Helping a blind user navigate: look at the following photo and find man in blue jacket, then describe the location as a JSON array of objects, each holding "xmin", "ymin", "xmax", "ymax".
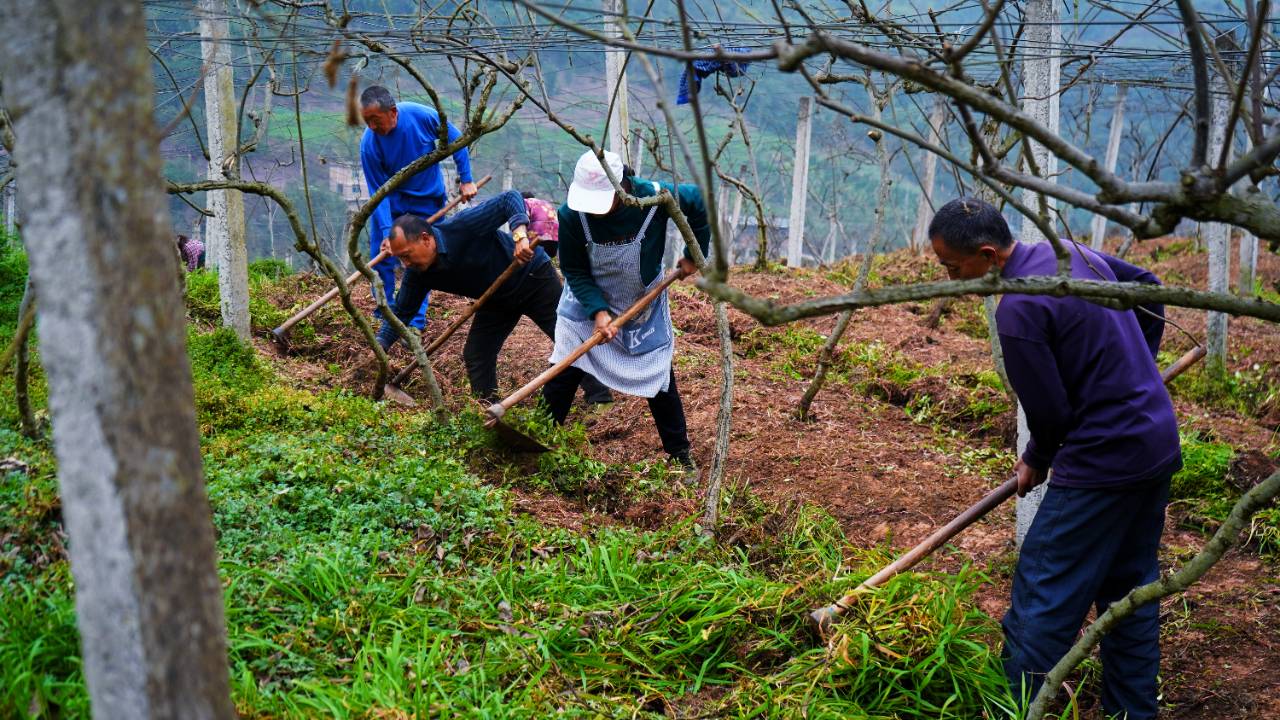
[
  {"xmin": 360, "ymin": 85, "xmax": 476, "ymax": 333},
  {"xmin": 928, "ymin": 197, "xmax": 1181, "ymax": 719}
]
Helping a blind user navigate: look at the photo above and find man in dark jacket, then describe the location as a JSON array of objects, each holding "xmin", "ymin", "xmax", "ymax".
[
  {"xmin": 928, "ymin": 197, "xmax": 1181, "ymax": 719},
  {"xmin": 379, "ymin": 189, "xmax": 608, "ymax": 403}
]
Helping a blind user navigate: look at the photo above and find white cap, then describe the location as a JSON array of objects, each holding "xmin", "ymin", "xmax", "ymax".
[{"xmin": 567, "ymin": 149, "xmax": 623, "ymax": 214}]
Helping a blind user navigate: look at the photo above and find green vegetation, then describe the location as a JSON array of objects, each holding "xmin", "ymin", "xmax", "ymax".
[
  {"xmin": 1170, "ymin": 432, "xmax": 1280, "ymax": 558},
  {"xmin": 0, "ymin": 231, "xmax": 28, "ymax": 348},
  {"xmin": 1169, "ymin": 432, "xmax": 1234, "ymax": 500},
  {"xmin": 0, "ymin": 268, "xmax": 1032, "ymax": 719},
  {"xmin": 185, "ymin": 258, "xmax": 295, "ymax": 331},
  {"xmin": 1165, "ymin": 357, "xmax": 1280, "ymax": 423}
]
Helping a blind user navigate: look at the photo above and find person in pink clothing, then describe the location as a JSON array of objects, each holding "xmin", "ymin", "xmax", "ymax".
[{"xmin": 523, "ymin": 193, "xmax": 560, "ymax": 257}]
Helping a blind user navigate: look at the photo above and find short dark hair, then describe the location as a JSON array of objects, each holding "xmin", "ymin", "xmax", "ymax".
[
  {"xmin": 927, "ymin": 197, "xmax": 1013, "ymax": 253},
  {"xmin": 520, "ymin": 190, "xmax": 537, "ymax": 199},
  {"xmin": 392, "ymin": 213, "xmax": 432, "ymax": 241},
  {"xmin": 360, "ymin": 85, "xmax": 396, "ymax": 112}
]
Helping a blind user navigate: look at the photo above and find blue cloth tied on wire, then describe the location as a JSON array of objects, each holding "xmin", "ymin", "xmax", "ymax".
[{"xmin": 676, "ymin": 49, "xmax": 753, "ymax": 105}]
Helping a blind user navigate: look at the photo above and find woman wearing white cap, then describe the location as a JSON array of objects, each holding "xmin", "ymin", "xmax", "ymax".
[{"xmin": 542, "ymin": 149, "xmax": 710, "ymax": 470}]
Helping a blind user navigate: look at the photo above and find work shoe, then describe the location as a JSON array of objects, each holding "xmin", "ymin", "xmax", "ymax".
[{"xmin": 668, "ymin": 451, "xmax": 699, "ymax": 484}]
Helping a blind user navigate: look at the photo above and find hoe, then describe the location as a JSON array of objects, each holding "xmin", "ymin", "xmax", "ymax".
[{"xmin": 808, "ymin": 344, "xmax": 1206, "ymax": 638}]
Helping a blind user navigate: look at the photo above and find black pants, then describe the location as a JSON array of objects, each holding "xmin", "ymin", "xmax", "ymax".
[
  {"xmin": 462, "ymin": 263, "xmax": 611, "ymax": 403},
  {"xmin": 541, "ymin": 364, "xmax": 690, "ymax": 456}
]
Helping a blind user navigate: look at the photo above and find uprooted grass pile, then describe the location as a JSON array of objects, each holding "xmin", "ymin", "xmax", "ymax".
[{"xmin": 0, "ymin": 274, "xmax": 1022, "ymax": 718}]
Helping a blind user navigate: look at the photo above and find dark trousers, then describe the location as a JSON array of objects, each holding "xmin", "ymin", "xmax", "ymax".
[
  {"xmin": 1003, "ymin": 475, "xmax": 1170, "ymax": 719},
  {"xmin": 460, "ymin": 263, "xmax": 611, "ymax": 403},
  {"xmin": 541, "ymin": 364, "xmax": 690, "ymax": 456}
]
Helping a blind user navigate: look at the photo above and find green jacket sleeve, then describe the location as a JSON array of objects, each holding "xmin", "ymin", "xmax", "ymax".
[
  {"xmin": 675, "ymin": 183, "xmax": 711, "ymax": 262},
  {"xmin": 557, "ymin": 205, "xmax": 611, "ymax": 318}
]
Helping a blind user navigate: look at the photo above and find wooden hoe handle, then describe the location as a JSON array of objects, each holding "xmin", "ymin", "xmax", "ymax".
[
  {"xmin": 809, "ymin": 342, "xmax": 1207, "ymax": 635},
  {"xmin": 389, "ymin": 233, "xmax": 542, "ymax": 386}
]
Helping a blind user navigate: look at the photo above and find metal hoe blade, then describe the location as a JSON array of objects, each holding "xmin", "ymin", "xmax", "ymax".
[
  {"xmin": 484, "ymin": 410, "xmax": 548, "ymax": 453},
  {"xmin": 383, "ymin": 383, "xmax": 417, "ymax": 407}
]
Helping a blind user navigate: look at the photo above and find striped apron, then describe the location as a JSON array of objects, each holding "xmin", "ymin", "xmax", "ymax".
[{"xmin": 549, "ymin": 207, "xmax": 674, "ymax": 398}]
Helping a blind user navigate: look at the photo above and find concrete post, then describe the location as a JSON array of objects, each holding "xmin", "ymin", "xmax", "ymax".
[
  {"xmin": 1090, "ymin": 85, "xmax": 1128, "ymax": 250},
  {"xmin": 1205, "ymin": 34, "xmax": 1235, "ymax": 368},
  {"xmin": 911, "ymin": 97, "xmax": 946, "ymax": 253},
  {"xmin": 1015, "ymin": 0, "xmax": 1061, "ymax": 547},
  {"xmin": 786, "ymin": 96, "xmax": 813, "ymax": 268},
  {"xmin": 199, "ymin": 0, "xmax": 250, "ymax": 340},
  {"xmin": 4, "ymin": 181, "xmax": 14, "ymax": 237},
  {"xmin": 728, "ymin": 183, "xmax": 744, "ymax": 263},
  {"xmin": 604, "ymin": 0, "xmax": 630, "ymax": 162}
]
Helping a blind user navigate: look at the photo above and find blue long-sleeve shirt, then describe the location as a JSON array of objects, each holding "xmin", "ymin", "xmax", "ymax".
[
  {"xmin": 557, "ymin": 177, "xmax": 711, "ymax": 319},
  {"xmin": 377, "ymin": 191, "xmax": 544, "ymax": 347},
  {"xmin": 361, "ymin": 101, "xmax": 474, "ymax": 247},
  {"xmin": 997, "ymin": 241, "xmax": 1182, "ymax": 488}
]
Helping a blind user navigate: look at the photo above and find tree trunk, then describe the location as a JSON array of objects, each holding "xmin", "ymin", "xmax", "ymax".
[
  {"xmin": 15, "ymin": 277, "xmax": 37, "ymax": 438},
  {"xmin": 701, "ymin": 301, "xmax": 734, "ymax": 534},
  {"xmin": 1015, "ymin": 0, "xmax": 1062, "ymax": 547},
  {"xmin": 786, "ymin": 97, "xmax": 813, "ymax": 267},
  {"xmin": 0, "ymin": 0, "xmax": 235, "ymax": 716},
  {"xmin": 199, "ymin": 0, "xmax": 250, "ymax": 339}
]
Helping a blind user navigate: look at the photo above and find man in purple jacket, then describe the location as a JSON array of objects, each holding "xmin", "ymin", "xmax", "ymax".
[{"xmin": 928, "ymin": 197, "xmax": 1181, "ymax": 719}]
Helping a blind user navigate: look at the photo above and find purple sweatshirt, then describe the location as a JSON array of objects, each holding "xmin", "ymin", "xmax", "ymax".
[{"xmin": 997, "ymin": 241, "xmax": 1182, "ymax": 488}]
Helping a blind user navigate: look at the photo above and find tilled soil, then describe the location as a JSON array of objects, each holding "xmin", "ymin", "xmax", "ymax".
[{"xmin": 259, "ymin": 238, "xmax": 1280, "ymax": 718}]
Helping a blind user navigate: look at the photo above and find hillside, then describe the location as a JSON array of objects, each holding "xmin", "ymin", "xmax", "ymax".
[{"xmin": 2, "ymin": 235, "xmax": 1278, "ymax": 718}]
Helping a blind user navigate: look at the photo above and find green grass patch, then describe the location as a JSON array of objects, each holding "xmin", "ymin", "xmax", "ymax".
[
  {"xmin": 740, "ymin": 326, "xmax": 830, "ymax": 381},
  {"xmin": 0, "ymin": 262, "xmax": 1035, "ymax": 718},
  {"xmin": 1164, "ymin": 357, "xmax": 1280, "ymax": 422},
  {"xmin": 1170, "ymin": 432, "xmax": 1234, "ymax": 499},
  {"xmin": 0, "ymin": 319, "xmax": 1027, "ymax": 718},
  {"xmin": 185, "ymin": 259, "xmax": 294, "ymax": 331}
]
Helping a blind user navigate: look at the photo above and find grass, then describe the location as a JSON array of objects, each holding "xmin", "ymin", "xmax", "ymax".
[
  {"xmin": 1165, "ymin": 356, "xmax": 1280, "ymax": 422},
  {"xmin": 185, "ymin": 258, "xmax": 295, "ymax": 331},
  {"xmin": 0, "ymin": 266, "xmax": 1035, "ymax": 719},
  {"xmin": 1169, "ymin": 432, "xmax": 1234, "ymax": 500},
  {"xmin": 1169, "ymin": 432, "xmax": 1280, "ymax": 559}
]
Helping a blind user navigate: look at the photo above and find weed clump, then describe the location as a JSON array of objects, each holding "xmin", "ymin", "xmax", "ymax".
[{"xmin": 1170, "ymin": 432, "xmax": 1234, "ymax": 499}]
